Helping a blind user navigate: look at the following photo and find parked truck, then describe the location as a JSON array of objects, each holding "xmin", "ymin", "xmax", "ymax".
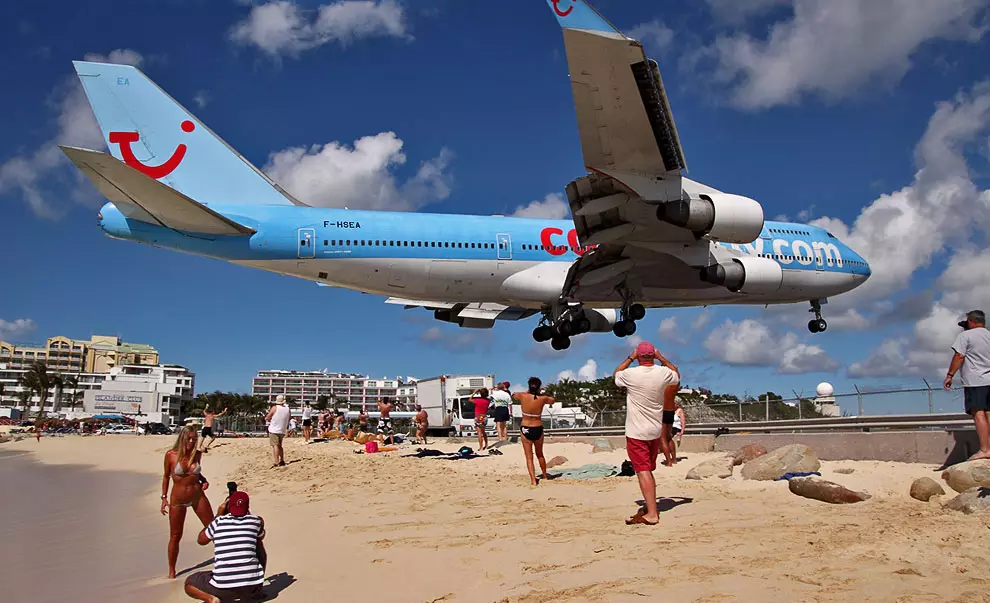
[{"xmin": 416, "ymin": 374, "xmax": 498, "ymax": 438}]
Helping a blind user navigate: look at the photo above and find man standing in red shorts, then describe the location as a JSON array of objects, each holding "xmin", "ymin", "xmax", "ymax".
[{"xmin": 613, "ymin": 341, "xmax": 680, "ymax": 526}]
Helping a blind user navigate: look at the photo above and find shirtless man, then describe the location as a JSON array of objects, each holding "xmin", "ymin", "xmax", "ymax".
[
  {"xmin": 377, "ymin": 398, "xmax": 395, "ymax": 437},
  {"xmin": 414, "ymin": 405, "xmax": 429, "ymax": 444},
  {"xmin": 200, "ymin": 406, "xmax": 228, "ymax": 453}
]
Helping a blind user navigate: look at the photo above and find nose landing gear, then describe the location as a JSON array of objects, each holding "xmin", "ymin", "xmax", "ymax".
[{"xmin": 808, "ymin": 299, "xmax": 828, "ymax": 333}]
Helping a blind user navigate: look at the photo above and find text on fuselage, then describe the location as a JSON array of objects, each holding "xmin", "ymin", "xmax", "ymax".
[
  {"xmin": 324, "ymin": 221, "xmax": 362, "ymax": 229},
  {"xmin": 719, "ymin": 238, "xmax": 843, "ymax": 267}
]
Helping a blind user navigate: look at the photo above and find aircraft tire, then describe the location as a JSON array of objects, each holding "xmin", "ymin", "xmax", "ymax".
[
  {"xmin": 817, "ymin": 319, "xmax": 828, "ymax": 332},
  {"xmin": 576, "ymin": 317, "xmax": 592, "ymax": 333},
  {"xmin": 551, "ymin": 336, "xmax": 571, "ymax": 351},
  {"xmin": 622, "ymin": 320, "xmax": 637, "ymax": 336},
  {"xmin": 629, "ymin": 304, "xmax": 646, "ymax": 321},
  {"xmin": 533, "ymin": 326, "xmax": 553, "ymax": 342},
  {"xmin": 808, "ymin": 320, "xmax": 820, "ymax": 334}
]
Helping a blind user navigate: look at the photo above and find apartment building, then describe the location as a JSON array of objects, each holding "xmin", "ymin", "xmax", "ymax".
[
  {"xmin": 0, "ymin": 334, "xmax": 159, "ymax": 374},
  {"xmin": 251, "ymin": 370, "xmax": 418, "ymax": 409}
]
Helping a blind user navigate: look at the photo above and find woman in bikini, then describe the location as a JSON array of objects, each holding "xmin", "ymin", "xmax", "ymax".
[
  {"xmin": 512, "ymin": 377, "xmax": 555, "ymax": 486},
  {"xmin": 160, "ymin": 426, "xmax": 215, "ymax": 579}
]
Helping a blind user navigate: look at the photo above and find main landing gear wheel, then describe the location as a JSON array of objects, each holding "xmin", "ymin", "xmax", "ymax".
[
  {"xmin": 612, "ymin": 298, "xmax": 644, "ymax": 338},
  {"xmin": 533, "ymin": 326, "xmax": 554, "ymax": 342},
  {"xmin": 551, "ymin": 336, "xmax": 571, "ymax": 351},
  {"xmin": 613, "ymin": 320, "xmax": 637, "ymax": 337}
]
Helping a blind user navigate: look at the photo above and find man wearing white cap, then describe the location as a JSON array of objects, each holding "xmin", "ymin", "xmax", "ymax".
[
  {"xmin": 265, "ymin": 395, "xmax": 291, "ymax": 468},
  {"xmin": 945, "ymin": 310, "xmax": 990, "ymax": 460}
]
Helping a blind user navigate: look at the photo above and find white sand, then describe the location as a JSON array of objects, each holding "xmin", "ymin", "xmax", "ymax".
[{"xmin": 3, "ymin": 434, "xmax": 988, "ymax": 602}]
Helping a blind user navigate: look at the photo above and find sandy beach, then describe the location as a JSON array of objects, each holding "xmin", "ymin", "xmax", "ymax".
[{"xmin": 3, "ymin": 434, "xmax": 989, "ymax": 603}]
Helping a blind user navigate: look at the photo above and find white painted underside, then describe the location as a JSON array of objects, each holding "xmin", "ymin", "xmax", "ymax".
[{"xmin": 233, "ymin": 257, "xmax": 865, "ymax": 309}]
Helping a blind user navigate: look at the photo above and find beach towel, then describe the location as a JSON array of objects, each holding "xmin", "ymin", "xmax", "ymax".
[
  {"xmin": 550, "ymin": 463, "xmax": 619, "ymax": 480},
  {"xmin": 402, "ymin": 449, "xmax": 446, "ymax": 458},
  {"xmin": 774, "ymin": 471, "xmax": 822, "ymax": 481}
]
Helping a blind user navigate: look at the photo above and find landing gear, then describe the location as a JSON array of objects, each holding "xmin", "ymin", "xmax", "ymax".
[
  {"xmin": 612, "ymin": 298, "xmax": 645, "ymax": 339},
  {"xmin": 532, "ymin": 303, "xmax": 593, "ymax": 348},
  {"xmin": 808, "ymin": 300, "xmax": 828, "ymax": 333}
]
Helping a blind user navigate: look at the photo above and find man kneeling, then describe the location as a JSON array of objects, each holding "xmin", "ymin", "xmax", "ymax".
[{"xmin": 185, "ymin": 491, "xmax": 267, "ymax": 602}]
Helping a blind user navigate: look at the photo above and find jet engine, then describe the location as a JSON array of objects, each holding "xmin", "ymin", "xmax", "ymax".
[
  {"xmin": 700, "ymin": 256, "xmax": 782, "ymax": 294},
  {"xmin": 657, "ymin": 193, "xmax": 764, "ymax": 243},
  {"xmin": 584, "ymin": 308, "xmax": 618, "ymax": 332}
]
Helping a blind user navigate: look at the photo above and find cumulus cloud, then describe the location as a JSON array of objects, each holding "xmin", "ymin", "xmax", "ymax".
[
  {"xmin": 657, "ymin": 317, "xmax": 686, "ymax": 344},
  {"xmin": 704, "ymin": 319, "xmax": 839, "ymax": 374},
  {"xmin": 628, "ymin": 20, "xmax": 674, "ymax": 53},
  {"xmin": 230, "ymin": 0, "xmax": 410, "ymax": 57},
  {"xmin": 558, "ymin": 359, "xmax": 598, "ymax": 383},
  {"xmin": 511, "ymin": 193, "xmax": 570, "ymax": 219},
  {"xmin": 0, "ymin": 49, "xmax": 143, "ymax": 218},
  {"xmin": 705, "ymin": 0, "xmax": 790, "ymax": 24},
  {"xmin": 701, "ymin": 0, "xmax": 988, "ymax": 109},
  {"xmin": 263, "ymin": 132, "xmax": 453, "ymax": 211},
  {"xmin": 418, "ymin": 326, "xmax": 490, "ymax": 352},
  {"xmin": 527, "ymin": 335, "xmax": 589, "ymax": 362},
  {"xmin": 0, "ymin": 318, "xmax": 38, "ymax": 342}
]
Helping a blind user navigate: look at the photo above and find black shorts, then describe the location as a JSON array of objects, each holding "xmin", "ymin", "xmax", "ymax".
[
  {"xmin": 672, "ymin": 427, "xmax": 682, "ymax": 436},
  {"xmin": 493, "ymin": 406, "xmax": 510, "ymax": 422},
  {"xmin": 302, "ymin": 419, "xmax": 312, "ymax": 428},
  {"xmin": 377, "ymin": 418, "xmax": 392, "ymax": 433},
  {"xmin": 201, "ymin": 426, "xmax": 213, "ymax": 438},
  {"xmin": 964, "ymin": 386, "xmax": 990, "ymax": 414},
  {"xmin": 521, "ymin": 425, "xmax": 544, "ymax": 442},
  {"xmin": 662, "ymin": 410, "xmax": 675, "ymax": 425},
  {"xmin": 185, "ymin": 571, "xmax": 262, "ymax": 599}
]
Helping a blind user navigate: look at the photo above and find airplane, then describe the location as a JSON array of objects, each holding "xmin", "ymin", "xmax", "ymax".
[{"xmin": 61, "ymin": 0, "xmax": 870, "ymax": 351}]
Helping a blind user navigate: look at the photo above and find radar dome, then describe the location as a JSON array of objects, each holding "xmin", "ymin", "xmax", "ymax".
[{"xmin": 816, "ymin": 382, "xmax": 834, "ymax": 397}]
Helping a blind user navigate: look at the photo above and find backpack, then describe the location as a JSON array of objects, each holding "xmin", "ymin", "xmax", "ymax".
[{"xmin": 365, "ymin": 441, "xmax": 379, "ymax": 454}]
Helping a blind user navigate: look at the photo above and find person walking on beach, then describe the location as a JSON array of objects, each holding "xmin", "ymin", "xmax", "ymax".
[
  {"xmin": 184, "ymin": 490, "xmax": 267, "ymax": 603},
  {"xmin": 490, "ymin": 382, "xmax": 512, "ymax": 442},
  {"xmin": 161, "ymin": 426, "xmax": 215, "ymax": 579},
  {"xmin": 377, "ymin": 397, "xmax": 394, "ymax": 436},
  {"xmin": 471, "ymin": 388, "xmax": 491, "ymax": 451},
  {"xmin": 265, "ymin": 396, "xmax": 291, "ymax": 468},
  {"xmin": 512, "ymin": 378, "xmax": 555, "ymax": 486},
  {"xmin": 301, "ymin": 402, "xmax": 314, "ymax": 444},
  {"xmin": 414, "ymin": 404, "xmax": 429, "ymax": 444},
  {"xmin": 945, "ymin": 310, "xmax": 990, "ymax": 460},
  {"xmin": 358, "ymin": 407, "xmax": 369, "ymax": 432},
  {"xmin": 664, "ymin": 401, "xmax": 687, "ymax": 466},
  {"xmin": 199, "ymin": 405, "xmax": 227, "ymax": 453},
  {"xmin": 613, "ymin": 342, "xmax": 679, "ymax": 526}
]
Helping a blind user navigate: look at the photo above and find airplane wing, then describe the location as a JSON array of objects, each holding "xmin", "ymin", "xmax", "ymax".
[
  {"xmin": 61, "ymin": 145, "xmax": 255, "ymax": 236},
  {"xmin": 385, "ymin": 298, "xmax": 538, "ymax": 329}
]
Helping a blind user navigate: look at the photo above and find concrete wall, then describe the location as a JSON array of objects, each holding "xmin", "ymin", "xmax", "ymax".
[{"xmin": 549, "ymin": 430, "xmax": 978, "ymax": 466}]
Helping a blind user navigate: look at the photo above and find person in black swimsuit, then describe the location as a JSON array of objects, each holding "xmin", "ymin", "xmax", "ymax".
[{"xmin": 512, "ymin": 377, "xmax": 555, "ymax": 486}]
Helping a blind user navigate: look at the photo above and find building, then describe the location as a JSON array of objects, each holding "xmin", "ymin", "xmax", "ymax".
[
  {"xmin": 0, "ymin": 334, "xmax": 159, "ymax": 374},
  {"xmin": 251, "ymin": 370, "xmax": 418, "ymax": 409},
  {"xmin": 80, "ymin": 365, "xmax": 195, "ymax": 425}
]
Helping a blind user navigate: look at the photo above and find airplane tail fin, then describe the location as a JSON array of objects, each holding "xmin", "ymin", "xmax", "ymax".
[
  {"xmin": 71, "ymin": 61, "xmax": 305, "ymax": 208},
  {"xmin": 61, "ymin": 145, "xmax": 256, "ymax": 236},
  {"xmin": 544, "ymin": 0, "xmax": 623, "ymax": 35}
]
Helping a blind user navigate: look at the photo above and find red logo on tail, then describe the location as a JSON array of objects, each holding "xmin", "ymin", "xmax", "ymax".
[
  {"xmin": 551, "ymin": 0, "xmax": 573, "ymax": 17},
  {"xmin": 108, "ymin": 120, "xmax": 195, "ymax": 179}
]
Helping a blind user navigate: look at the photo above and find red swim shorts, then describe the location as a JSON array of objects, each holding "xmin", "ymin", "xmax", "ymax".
[{"xmin": 626, "ymin": 437, "xmax": 661, "ymax": 472}]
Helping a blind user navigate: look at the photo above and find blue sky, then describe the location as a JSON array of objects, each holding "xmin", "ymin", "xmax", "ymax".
[{"xmin": 1, "ymin": 0, "xmax": 989, "ymax": 409}]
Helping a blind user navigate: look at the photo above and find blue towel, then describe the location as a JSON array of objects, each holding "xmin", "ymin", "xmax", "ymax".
[{"xmin": 774, "ymin": 471, "xmax": 822, "ymax": 481}]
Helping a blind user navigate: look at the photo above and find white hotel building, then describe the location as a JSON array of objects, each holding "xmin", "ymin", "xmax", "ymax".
[{"xmin": 252, "ymin": 370, "xmax": 418, "ymax": 409}]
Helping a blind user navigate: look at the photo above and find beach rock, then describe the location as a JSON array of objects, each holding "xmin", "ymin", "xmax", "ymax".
[
  {"xmin": 546, "ymin": 456, "xmax": 568, "ymax": 469},
  {"xmin": 686, "ymin": 456, "xmax": 734, "ymax": 480},
  {"xmin": 788, "ymin": 478, "xmax": 871, "ymax": 504},
  {"xmin": 835, "ymin": 468, "xmax": 855, "ymax": 475},
  {"xmin": 732, "ymin": 444, "xmax": 768, "ymax": 466},
  {"xmin": 909, "ymin": 477, "xmax": 945, "ymax": 502},
  {"xmin": 741, "ymin": 444, "xmax": 820, "ymax": 481},
  {"xmin": 940, "ymin": 459, "xmax": 990, "ymax": 493},
  {"xmin": 592, "ymin": 438, "xmax": 614, "ymax": 453},
  {"xmin": 944, "ymin": 487, "xmax": 990, "ymax": 514},
  {"xmin": 0, "ymin": 435, "xmax": 10, "ymax": 444}
]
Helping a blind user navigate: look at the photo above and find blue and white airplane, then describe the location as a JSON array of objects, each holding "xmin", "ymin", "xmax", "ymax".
[{"xmin": 62, "ymin": 0, "xmax": 870, "ymax": 351}]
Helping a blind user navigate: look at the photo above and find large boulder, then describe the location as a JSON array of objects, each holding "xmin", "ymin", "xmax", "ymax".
[
  {"xmin": 910, "ymin": 477, "xmax": 945, "ymax": 502},
  {"xmin": 686, "ymin": 456, "xmax": 734, "ymax": 480},
  {"xmin": 941, "ymin": 459, "xmax": 990, "ymax": 493},
  {"xmin": 741, "ymin": 444, "xmax": 821, "ymax": 481},
  {"xmin": 788, "ymin": 478, "xmax": 871, "ymax": 504},
  {"xmin": 732, "ymin": 444, "xmax": 768, "ymax": 466},
  {"xmin": 546, "ymin": 456, "xmax": 568, "ymax": 469},
  {"xmin": 944, "ymin": 487, "xmax": 990, "ymax": 514}
]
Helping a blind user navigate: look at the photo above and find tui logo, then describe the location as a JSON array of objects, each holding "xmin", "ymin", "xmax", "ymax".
[{"xmin": 108, "ymin": 120, "xmax": 195, "ymax": 179}]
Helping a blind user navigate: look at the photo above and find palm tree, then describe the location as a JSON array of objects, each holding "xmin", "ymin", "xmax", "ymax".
[
  {"xmin": 18, "ymin": 362, "xmax": 53, "ymax": 419},
  {"xmin": 50, "ymin": 374, "xmax": 79, "ymax": 415}
]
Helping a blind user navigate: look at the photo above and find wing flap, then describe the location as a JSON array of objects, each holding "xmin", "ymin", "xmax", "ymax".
[{"xmin": 61, "ymin": 145, "xmax": 255, "ymax": 236}]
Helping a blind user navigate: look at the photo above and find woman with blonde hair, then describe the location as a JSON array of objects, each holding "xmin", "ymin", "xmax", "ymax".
[{"xmin": 160, "ymin": 426, "xmax": 215, "ymax": 579}]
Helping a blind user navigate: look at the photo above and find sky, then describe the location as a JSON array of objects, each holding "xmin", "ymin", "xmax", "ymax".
[{"xmin": 1, "ymin": 0, "xmax": 989, "ymax": 409}]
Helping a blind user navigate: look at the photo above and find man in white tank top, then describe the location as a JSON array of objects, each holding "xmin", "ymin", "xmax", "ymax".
[{"xmin": 265, "ymin": 396, "xmax": 291, "ymax": 468}]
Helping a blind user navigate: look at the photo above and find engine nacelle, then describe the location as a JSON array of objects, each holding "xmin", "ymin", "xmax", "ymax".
[
  {"xmin": 584, "ymin": 308, "xmax": 618, "ymax": 332},
  {"xmin": 700, "ymin": 256, "xmax": 782, "ymax": 294},
  {"xmin": 657, "ymin": 193, "xmax": 764, "ymax": 243}
]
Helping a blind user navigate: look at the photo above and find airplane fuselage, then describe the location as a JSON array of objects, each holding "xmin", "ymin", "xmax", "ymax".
[{"xmin": 98, "ymin": 202, "xmax": 871, "ymax": 309}]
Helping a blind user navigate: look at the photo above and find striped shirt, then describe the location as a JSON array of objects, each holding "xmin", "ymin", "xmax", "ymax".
[{"xmin": 205, "ymin": 514, "xmax": 265, "ymax": 589}]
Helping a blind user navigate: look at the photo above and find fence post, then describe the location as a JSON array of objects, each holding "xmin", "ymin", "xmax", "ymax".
[
  {"xmin": 922, "ymin": 379, "xmax": 933, "ymax": 414},
  {"xmin": 765, "ymin": 396, "xmax": 770, "ymax": 422},
  {"xmin": 854, "ymin": 384, "xmax": 863, "ymax": 416},
  {"xmin": 739, "ymin": 401, "xmax": 743, "ymax": 421}
]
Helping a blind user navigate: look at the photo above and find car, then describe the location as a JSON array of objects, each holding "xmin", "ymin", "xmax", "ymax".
[{"xmin": 142, "ymin": 422, "xmax": 171, "ymax": 435}]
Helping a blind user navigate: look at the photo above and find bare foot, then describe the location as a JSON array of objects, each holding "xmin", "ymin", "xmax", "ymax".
[
  {"xmin": 968, "ymin": 450, "xmax": 990, "ymax": 461},
  {"xmin": 168, "ymin": 569, "xmax": 176, "ymax": 579}
]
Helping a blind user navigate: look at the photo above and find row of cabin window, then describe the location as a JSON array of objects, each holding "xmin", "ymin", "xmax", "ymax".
[
  {"xmin": 768, "ymin": 228, "xmax": 810, "ymax": 236},
  {"xmin": 324, "ymin": 239, "xmax": 506, "ymax": 250},
  {"xmin": 521, "ymin": 244, "xmax": 590, "ymax": 252},
  {"xmin": 758, "ymin": 253, "xmax": 867, "ymax": 268}
]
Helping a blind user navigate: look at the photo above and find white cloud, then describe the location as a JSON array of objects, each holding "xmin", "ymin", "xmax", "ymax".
[
  {"xmin": 511, "ymin": 193, "xmax": 570, "ymax": 219},
  {"xmin": 703, "ymin": 0, "xmax": 989, "ymax": 109},
  {"xmin": 0, "ymin": 319, "xmax": 38, "ymax": 342},
  {"xmin": 704, "ymin": 318, "xmax": 838, "ymax": 374},
  {"xmin": 263, "ymin": 132, "xmax": 453, "ymax": 211},
  {"xmin": 706, "ymin": 0, "xmax": 790, "ymax": 24},
  {"xmin": 658, "ymin": 316, "xmax": 686, "ymax": 343},
  {"xmin": 193, "ymin": 91, "xmax": 211, "ymax": 109},
  {"xmin": 691, "ymin": 311, "xmax": 711, "ymax": 331},
  {"xmin": 557, "ymin": 359, "xmax": 598, "ymax": 383},
  {"xmin": 418, "ymin": 326, "xmax": 489, "ymax": 352},
  {"xmin": 230, "ymin": 0, "xmax": 410, "ymax": 58},
  {"xmin": 0, "ymin": 49, "xmax": 143, "ymax": 219},
  {"xmin": 527, "ymin": 334, "xmax": 589, "ymax": 361},
  {"xmin": 628, "ymin": 20, "xmax": 674, "ymax": 53}
]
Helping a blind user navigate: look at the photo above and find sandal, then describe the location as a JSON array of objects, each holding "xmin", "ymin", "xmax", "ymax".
[{"xmin": 625, "ymin": 514, "xmax": 659, "ymax": 526}]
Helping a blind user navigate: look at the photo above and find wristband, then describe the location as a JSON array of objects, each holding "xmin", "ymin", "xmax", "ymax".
[{"xmin": 161, "ymin": 494, "xmax": 167, "ymax": 500}]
